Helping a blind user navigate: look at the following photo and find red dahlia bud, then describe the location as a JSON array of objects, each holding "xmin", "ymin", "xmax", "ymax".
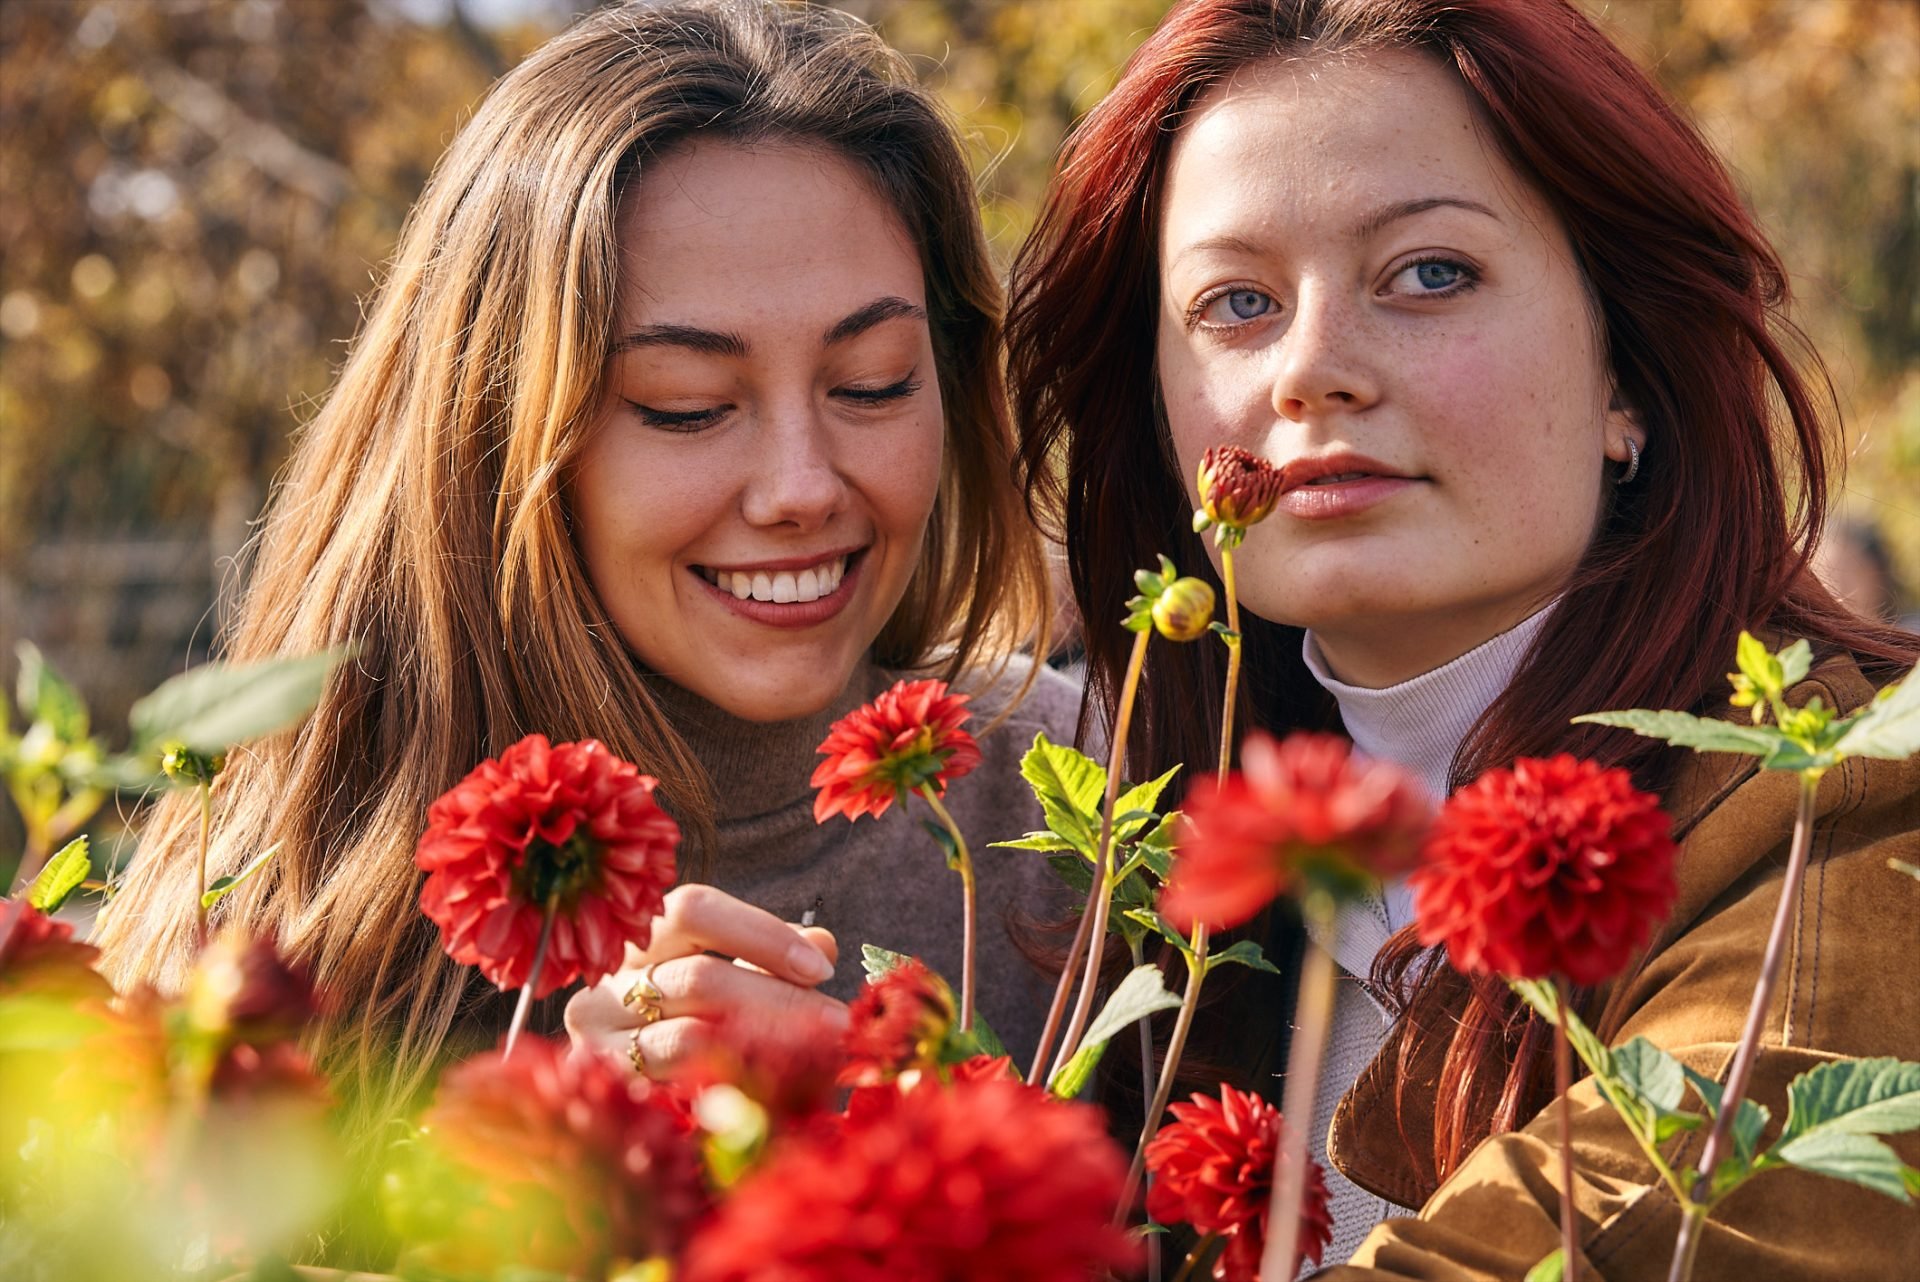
[
  {"xmin": 186, "ymin": 929, "xmax": 317, "ymax": 1042},
  {"xmin": 839, "ymin": 957, "xmax": 957, "ymax": 1085},
  {"xmin": 1197, "ymin": 445, "xmax": 1286, "ymax": 533}
]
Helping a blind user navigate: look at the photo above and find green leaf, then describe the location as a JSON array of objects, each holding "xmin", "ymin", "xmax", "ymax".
[
  {"xmin": 1111, "ymin": 765, "xmax": 1180, "ymax": 836},
  {"xmin": 860, "ymin": 943, "xmax": 911, "ymax": 983},
  {"xmin": 1121, "ymin": 908, "xmax": 1193, "ymax": 958},
  {"xmin": 1830, "ymin": 664, "xmax": 1920, "ymax": 762},
  {"xmin": 15, "ymin": 642, "xmax": 88, "ymax": 741},
  {"xmin": 1048, "ymin": 964, "xmax": 1182, "ymax": 1099},
  {"xmin": 200, "ymin": 841, "xmax": 283, "ymax": 909},
  {"xmin": 1612, "ymin": 1037, "xmax": 1689, "ymax": 1114},
  {"xmin": 26, "ymin": 836, "xmax": 90, "ymax": 913},
  {"xmin": 1523, "ymin": 1249, "xmax": 1566, "ymax": 1282},
  {"xmin": 1572, "ymin": 709, "xmax": 1791, "ymax": 758},
  {"xmin": 1777, "ymin": 639, "xmax": 1815, "ymax": 688},
  {"xmin": 1045, "ymin": 852, "xmax": 1093, "ymax": 895},
  {"xmin": 1773, "ymin": 1131, "xmax": 1915, "ymax": 1201},
  {"xmin": 129, "ymin": 648, "xmax": 350, "ymax": 757},
  {"xmin": 1680, "ymin": 1064, "xmax": 1772, "ymax": 1164},
  {"xmin": 920, "ymin": 818, "xmax": 961, "ymax": 871},
  {"xmin": 988, "ymin": 830, "xmax": 1077, "ymax": 853},
  {"xmin": 1204, "ymin": 938, "xmax": 1282, "ymax": 976},
  {"xmin": 940, "ymin": 1016, "xmax": 1011, "ymax": 1065},
  {"xmin": 1016, "ymin": 733, "xmax": 1106, "ymax": 860},
  {"xmin": 1735, "ymin": 630, "xmax": 1783, "ymax": 695},
  {"xmin": 1779, "ymin": 1058, "xmax": 1920, "ymax": 1145}
]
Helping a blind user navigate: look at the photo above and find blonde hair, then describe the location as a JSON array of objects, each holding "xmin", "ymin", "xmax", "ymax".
[{"xmin": 98, "ymin": 0, "xmax": 1048, "ymax": 1138}]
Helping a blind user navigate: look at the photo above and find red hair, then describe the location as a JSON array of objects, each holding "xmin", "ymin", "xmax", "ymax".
[{"xmin": 1007, "ymin": 0, "xmax": 1917, "ymax": 1180}]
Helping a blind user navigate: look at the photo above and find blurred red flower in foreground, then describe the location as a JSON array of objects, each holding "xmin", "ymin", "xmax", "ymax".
[
  {"xmin": 0, "ymin": 898, "xmax": 109, "ymax": 998},
  {"xmin": 840, "ymin": 957, "xmax": 956, "ymax": 1086},
  {"xmin": 185, "ymin": 929, "xmax": 318, "ymax": 1043},
  {"xmin": 393, "ymin": 1037, "xmax": 708, "ymax": 1277},
  {"xmin": 1162, "ymin": 732, "xmax": 1431, "ymax": 931},
  {"xmin": 415, "ymin": 735, "xmax": 679, "ymax": 996},
  {"xmin": 813, "ymin": 679, "xmax": 981, "ymax": 823},
  {"xmin": 1144, "ymin": 1084, "xmax": 1332, "ymax": 1282},
  {"xmin": 1412, "ymin": 755, "xmax": 1677, "ymax": 986},
  {"xmin": 680, "ymin": 1078, "xmax": 1139, "ymax": 1282}
]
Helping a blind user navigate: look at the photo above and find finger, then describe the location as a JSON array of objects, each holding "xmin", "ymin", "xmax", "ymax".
[
  {"xmin": 734, "ymin": 925, "xmax": 839, "ymax": 975},
  {"xmin": 652, "ymin": 953, "xmax": 849, "ymax": 1042},
  {"xmin": 626, "ymin": 1015, "xmax": 713, "ymax": 1079},
  {"xmin": 648, "ymin": 883, "xmax": 836, "ymax": 985},
  {"xmin": 563, "ymin": 968, "xmax": 635, "ymax": 1043}
]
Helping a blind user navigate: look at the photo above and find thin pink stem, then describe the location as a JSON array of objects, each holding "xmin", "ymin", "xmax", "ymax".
[
  {"xmin": 504, "ymin": 897, "xmax": 558, "ymax": 1060},
  {"xmin": 1556, "ymin": 977, "xmax": 1580, "ymax": 1282},
  {"xmin": 1260, "ymin": 911, "xmax": 1337, "ymax": 1281},
  {"xmin": 917, "ymin": 785, "xmax": 976, "ymax": 1032}
]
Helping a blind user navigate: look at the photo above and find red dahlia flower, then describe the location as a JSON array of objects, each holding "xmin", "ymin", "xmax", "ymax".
[
  {"xmin": 184, "ymin": 929, "xmax": 318, "ymax": 1044},
  {"xmin": 839, "ymin": 957, "xmax": 957, "ymax": 1086},
  {"xmin": 415, "ymin": 735, "xmax": 679, "ymax": 996},
  {"xmin": 812, "ymin": 679, "xmax": 981, "ymax": 823},
  {"xmin": 393, "ymin": 1036, "xmax": 708, "ymax": 1277},
  {"xmin": 680, "ymin": 1077, "xmax": 1138, "ymax": 1282},
  {"xmin": 1412, "ymin": 755, "xmax": 1677, "ymax": 986},
  {"xmin": 1162, "ymin": 732, "xmax": 1431, "ymax": 931},
  {"xmin": 0, "ymin": 897, "xmax": 110, "ymax": 998},
  {"xmin": 1145, "ymin": 1084, "xmax": 1332, "ymax": 1282}
]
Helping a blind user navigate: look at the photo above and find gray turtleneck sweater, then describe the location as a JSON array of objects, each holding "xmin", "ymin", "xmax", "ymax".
[
  {"xmin": 646, "ymin": 657, "xmax": 1082, "ymax": 1062},
  {"xmin": 1297, "ymin": 607, "xmax": 1554, "ymax": 1271}
]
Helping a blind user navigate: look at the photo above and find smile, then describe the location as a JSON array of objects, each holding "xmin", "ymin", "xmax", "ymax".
[{"xmin": 695, "ymin": 554, "xmax": 850, "ymax": 604}]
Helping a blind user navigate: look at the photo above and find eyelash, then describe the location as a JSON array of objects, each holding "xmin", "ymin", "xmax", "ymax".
[
  {"xmin": 627, "ymin": 376, "xmax": 923, "ymax": 432},
  {"xmin": 1182, "ymin": 256, "xmax": 1482, "ymax": 333}
]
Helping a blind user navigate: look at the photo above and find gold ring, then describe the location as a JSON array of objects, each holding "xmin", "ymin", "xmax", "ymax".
[
  {"xmin": 626, "ymin": 1025, "xmax": 649, "ymax": 1076},
  {"xmin": 622, "ymin": 962, "xmax": 666, "ymax": 1026}
]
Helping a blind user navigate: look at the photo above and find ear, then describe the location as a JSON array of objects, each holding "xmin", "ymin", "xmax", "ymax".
[{"xmin": 1603, "ymin": 385, "xmax": 1644, "ymax": 464}]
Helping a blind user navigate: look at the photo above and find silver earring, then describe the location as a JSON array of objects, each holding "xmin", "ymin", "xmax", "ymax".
[{"xmin": 1616, "ymin": 437, "xmax": 1641, "ymax": 485}]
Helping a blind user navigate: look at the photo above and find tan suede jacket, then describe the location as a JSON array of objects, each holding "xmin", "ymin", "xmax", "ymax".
[{"xmin": 1317, "ymin": 653, "xmax": 1920, "ymax": 1282}]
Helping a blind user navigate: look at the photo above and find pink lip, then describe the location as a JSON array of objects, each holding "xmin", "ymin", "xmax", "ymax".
[
  {"xmin": 691, "ymin": 553, "xmax": 864, "ymax": 630},
  {"xmin": 1276, "ymin": 453, "xmax": 1420, "ymax": 521}
]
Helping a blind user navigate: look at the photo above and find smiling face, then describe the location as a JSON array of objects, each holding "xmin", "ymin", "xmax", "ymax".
[
  {"xmin": 1155, "ymin": 51, "xmax": 1641, "ymax": 688},
  {"xmin": 570, "ymin": 139, "xmax": 944, "ymax": 722}
]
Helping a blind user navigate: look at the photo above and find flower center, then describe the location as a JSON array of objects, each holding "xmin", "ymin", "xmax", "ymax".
[{"xmin": 515, "ymin": 828, "xmax": 602, "ymax": 908}]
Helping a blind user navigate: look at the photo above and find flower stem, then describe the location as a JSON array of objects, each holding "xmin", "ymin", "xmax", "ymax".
[
  {"xmin": 504, "ymin": 895, "xmax": 559, "ymax": 1060},
  {"xmin": 1171, "ymin": 1231, "xmax": 1221, "ymax": 1282},
  {"xmin": 1117, "ymin": 923, "xmax": 1208, "ymax": 1218},
  {"xmin": 1047, "ymin": 626, "xmax": 1152, "ymax": 1084},
  {"xmin": 1667, "ymin": 1205, "xmax": 1708, "ymax": 1282},
  {"xmin": 917, "ymin": 784, "xmax": 977, "ymax": 1032},
  {"xmin": 1688, "ymin": 771, "xmax": 1820, "ymax": 1196},
  {"xmin": 1129, "ymin": 932, "xmax": 1163, "ymax": 1282},
  {"xmin": 1555, "ymin": 977, "xmax": 1580, "ymax": 1282},
  {"xmin": 1260, "ymin": 897, "xmax": 1338, "ymax": 1282},
  {"xmin": 194, "ymin": 780, "xmax": 212, "ymax": 949},
  {"xmin": 1120, "ymin": 544, "xmax": 1244, "ymax": 1217}
]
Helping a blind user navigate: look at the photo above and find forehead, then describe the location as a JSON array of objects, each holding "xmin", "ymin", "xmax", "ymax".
[
  {"xmin": 1161, "ymin": 49, "xmax": 1547, "ymax": 245},
  {"xmin": 614, "ymin": 138, "xmax": 926, "ymax": 318}
]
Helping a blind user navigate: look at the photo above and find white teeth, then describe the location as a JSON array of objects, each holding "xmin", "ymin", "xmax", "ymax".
[{"xmin": 706, "ymin": 556, "xmax": 850, "ymax": 604}]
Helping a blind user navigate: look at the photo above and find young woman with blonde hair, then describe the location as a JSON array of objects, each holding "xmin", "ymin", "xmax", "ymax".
[{"xmin": 99, "ymin": 0, "xmax": 1070, "ymax": 1149}]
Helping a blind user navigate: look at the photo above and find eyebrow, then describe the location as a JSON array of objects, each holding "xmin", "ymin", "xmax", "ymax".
[
  {"xmin": 1352, "ymin": 196, "xmax": 1501, "ymax": 241},
  {"xmin": 611, "ymin": 295, "xmax": 927, "ymax": 358},
  {"xmin": 1168, "ymin": 197, "xmax": 1503, "ymax": 269}
]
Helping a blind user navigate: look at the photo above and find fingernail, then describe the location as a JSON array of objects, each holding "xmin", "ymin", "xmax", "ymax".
[{"xmin": 788, "ymin": 941, "xmax": 833, "ymax": 982}]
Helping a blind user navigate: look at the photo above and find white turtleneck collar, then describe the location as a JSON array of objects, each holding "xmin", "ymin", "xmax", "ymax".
[{"xmin": 1299, "ymin": 605, "xmax": 1556, "ymax": 992}]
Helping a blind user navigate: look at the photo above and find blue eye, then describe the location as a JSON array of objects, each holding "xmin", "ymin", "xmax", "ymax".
[
  {"xmin": 1195, "ymin": 287, "xmax": 1277, "ymax": 327},
  {"xmin": 1392, "ymin": 258, "xmax": 1476, "ymax": 296}
]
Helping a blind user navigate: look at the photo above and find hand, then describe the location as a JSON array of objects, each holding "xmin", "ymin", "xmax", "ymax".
[{"xmin": 564, "ymin": 882, "xmax": 846, "ymax": 1079}]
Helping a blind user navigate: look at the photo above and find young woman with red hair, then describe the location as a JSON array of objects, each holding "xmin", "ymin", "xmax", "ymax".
[{"xmin": 1007, "ymin": 0, "xmax": 1919, "ymax": 1276}]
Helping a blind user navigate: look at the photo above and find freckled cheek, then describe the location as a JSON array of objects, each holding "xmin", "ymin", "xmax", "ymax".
[
  {"xmin": 1159, "ymin": 356, "xmax": 1267, "ymax": 477},
  {"xmin": 572, "ymin": 445, "xmax": 725, "ymax": 602}
]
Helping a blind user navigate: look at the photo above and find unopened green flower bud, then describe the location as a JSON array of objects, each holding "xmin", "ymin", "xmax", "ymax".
[
  {"xmin": 162, "ymin": 743, "xmax": 225, "ymax": 785},
  {"xmin": 1151, "ymin": 577, "xmax": 1216, "ymax": 642}
]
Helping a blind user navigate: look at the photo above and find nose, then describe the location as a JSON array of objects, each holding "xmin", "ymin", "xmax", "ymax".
[
  {"xmin": 740, "ymin": 403, "xmax": 849, "ymax": 531},
  {"xmin": 1269, "ymin": 284, "xmax": 1380, "ymax": 423}
]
